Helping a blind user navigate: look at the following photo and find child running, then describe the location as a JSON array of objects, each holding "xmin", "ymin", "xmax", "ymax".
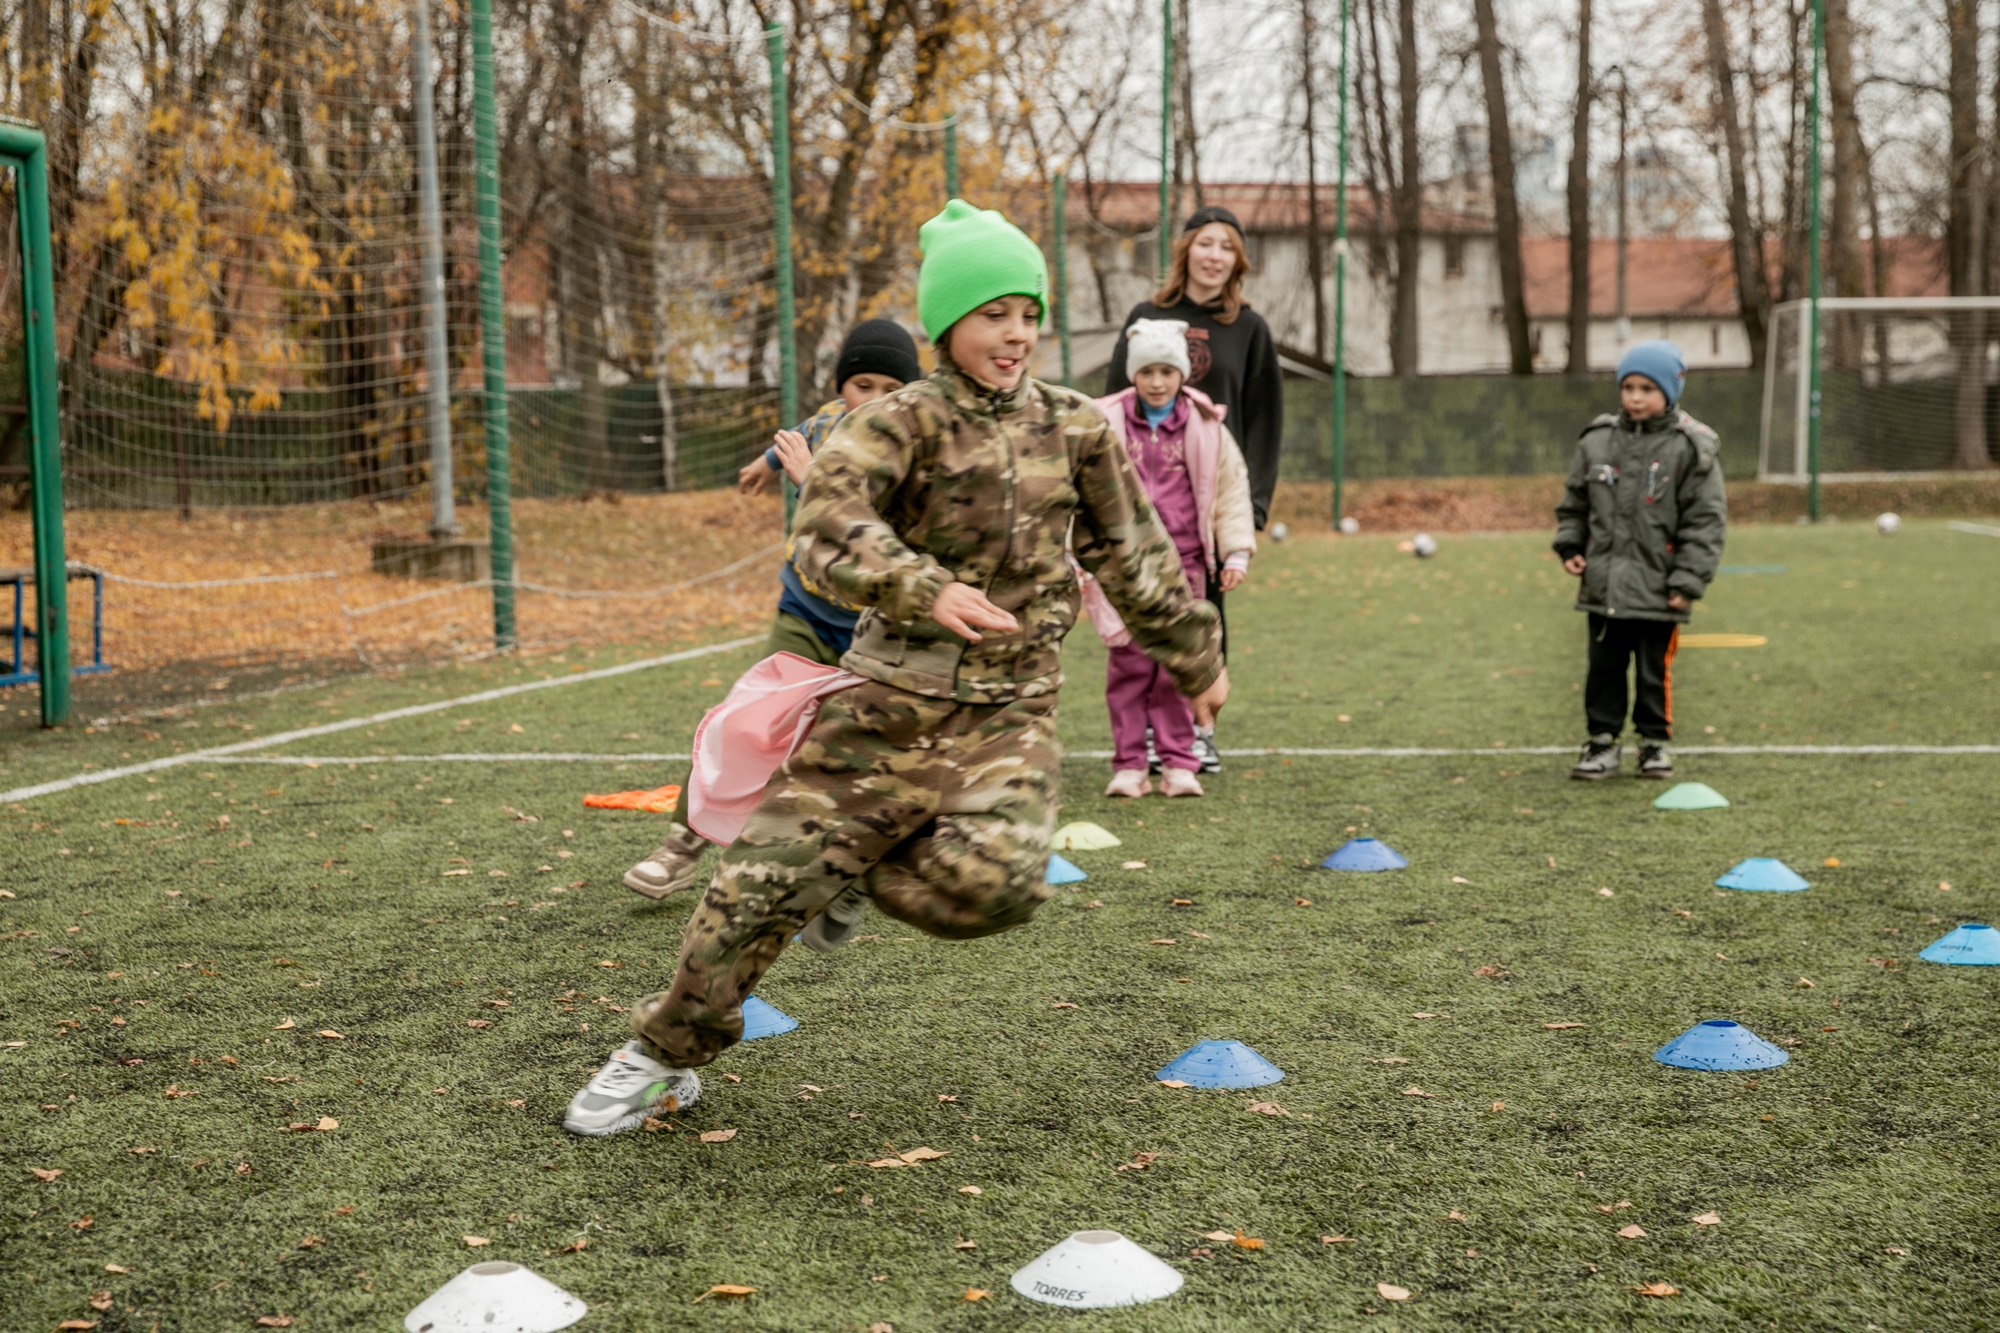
[
  {"xmin": 1085, "ymin": 318, "xmax": 1255, "ymax": 799},
  {"xmin": 621, "ymin": 320, "xmax": 920, "ymax": 901},
  {"xmin": 564, "ymin": 200, "xmax": 1228, "ymax": 1135},
  {"xmin": 1554, "ymin": 340, "xmax": 1727, "ymax": 781}
]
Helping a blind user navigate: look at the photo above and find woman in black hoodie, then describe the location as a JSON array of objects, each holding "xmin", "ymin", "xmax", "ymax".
[{"xmin": 1105, "ymin": 205, "xmax": 1284, "ymax": 772}]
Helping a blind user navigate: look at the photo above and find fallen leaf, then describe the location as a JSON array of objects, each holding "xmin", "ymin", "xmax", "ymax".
[
  {"xmin": 1884, "ymin": 1246, "xmax": 1907, "ymax": 1257},
  {"xmin": 103, "ymin": 1265, "xmax": 132, "ymax": 1275},
  {"xmin": 1051, "ymin": 1001, "xmax": 1078, "ymax": 1010},
  {"xmin": 463, "ymin": 1235, "xmax": 491, "ymax": 1248},
  {"xmin": 1248, "ymin": 1101, "xmax": 1288, "ymax": 1117},
  {"xmin": 1082, "ymin": 900, "xmax": 1103, "ymax": 909},
  {"xmin": 1122, "ymin": 861, "xmax": 1148, "ymax": 871},
  {"xmin": 1473, "ymin": 965, "xmax": 1509, "ymax": 978},
  {"xmin": 953, "ymin": 1239, "xmax": 976, "ymax": 1251},
  {"xmin": 899, "ymin": 1147, "xmax": 947, "ymax": 1164},
  {"xmin": 1200, "ymin": 1230, "xmax": 1236, "ymax": 1242},
  {"xmin": 962, "ymin": 1289, "xmax": 990, "ymax": 1302},
  {"xmin": 1233, "ymin": 1232, "xmax": 1265, "ymax": 1251},
  {"xmin": 32, "ymin": 1167, "xmax": 63, "ymax": 1182},
  {"xmin": 466, "ymin": 1019, "xmax": 493, "ymax": 1030},
  {"xmin": 870, "ymin": 1324, "xmax": 894, "ymax": 1333},
  {"xmin": 1445, "ymin": 1211, "xmax": 1468, "ymax": 1222},
  {"xmin": 1451, "ymin": 875, "xmax": 1474, "ymax": 885},
  {"xmin": 89, "ymin": 1293, "xmax": 113, "ymax": 1311},
  {"xmin": 1159, "ymin": 1079, "xmax": 1191, "ymax": 1089},
  {"xmin": 1490, "ymin": 1099, "xmax": 1508, "ymax": 1113},
  {"xmin": 1400, "ymin": 1086, "xmax": 1435, "ymax": 1099},
  {"xmin": 163, "ymin": 1085, "xmax": 194, "ymax": 1100},
  {"xmin": 71, "ymin": 1216, "xmax": 94, "ymax": 1231},
  {"xmin": 1823, "ymin": 857, "xmax": 1841, "ymax": 868},
  {"xmin": 1595, "ymin": 1200, "xmax": 1633, "ymax": 1213},
  {"xmin": 1322, "ymin": 1235, "xmax": 1355, "ymax": 1245},
  {"xmin": 298, "ymin": 1236, "xmax": 324, "ymax": 1249},
  {"xmin": 1691, "ymin": 1212, "xmax": 1721, "ymax": 1226},
  {"xmin": 1368, "ymin": 1056, "xmax": 1411, "ymax": 1066},
  {"xmin": 56, "ymin": 1322, "xmax": 99, "ymax": 1331},
  {"xmin": 692, "ymin": 1285, "xmax": 757, "ymax": 1304},
  {"xmin": 1633, "ymin": 1281, "xmax": 1679, "ymax": 1298},
  {"xmin": 1617, "ymin": 1224, "xmax": 1648, "ymax": 1240},
  {"xmin": 958, "ymin": 1185, "xmax": 983, "ymax": 1195},
  {"xmin": 699, "ymin": 1129, "xmax": 738, "ymax": 1145},
  {"xmin": 316, "ymin": 1029, "xmax": 344, "ymax": 1040},
  {"xmin": 1116, "ymin": 1152, "xmax": 1162, "ymax": 1173},
  {"xmin": 1796, "ymin": 977, "xmax": 1817, "ymax": 988},
  {"xmin": 1171, "ymin": 898, "xmax": 1193, "ymax": 907},
  {"xmin": 273, "ymin": 1018, "xmax": 297, "ymax": 1031},
  {"xmin": 554, "ymin": 1237, "xmax": 590, "ymax": 1254},
  {"xmin": 1295, "ymin": 897, "xmax": 1315, "ymax": 908},
  {"xmin": 1377, "ymin": 1282, "xmax": 1412, "ymax": 1302},
  {"xmin": 254, "ymin": 1318, "xmax": 294, "ymax": 1328},
  {"xmin": 1596, "ymin": 887, "xmax": 1615, "ymax": 898},
  {"xmin": 1543, "ymin": 1022, "xmax": 1587, "ymax": 1031},
  {"xmin": 1411, "ymin": 1012, "xmax": 1439, "ymax": 1020},
  {"xmin": 128, "ymin": 1146, "xmax": 157, "ymax": 1156},
  {"xmin": 1148, "ymin": 938, "xmax": 1178, "ymax": 946}
]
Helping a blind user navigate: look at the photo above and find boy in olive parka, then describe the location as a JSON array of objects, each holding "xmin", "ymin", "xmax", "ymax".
[{"xmin": 1554, "ymin": 341, "xmax": 1727, "ymax": 782}]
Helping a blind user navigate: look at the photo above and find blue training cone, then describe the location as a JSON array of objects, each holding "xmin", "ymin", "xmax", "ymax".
[
  {"xmin": 1920, "ymin": 923, "xmax": 2000, "ymax": 966},
  {"xmin": 741, "ymin": 995, "xmax": 799, "ymax": 1041},
  {"xmin": 1319, "ymin": 838, "xmax": 1408, "ymax": 872},
  {"xmin": 1716, "ymin": 858, "xmax": 1811, "ymax": 893},
  {"xmin": 1156, "ymin": 1040, "xmax": 1285, "ymax": 1089},
  {"xmin": 1047, "ymin": 854, "xmax": 1088, "ymax": 886},
  {"xmin": 1654, "ymin": 1020, "xmax": 1790, "ymax": 1071}
]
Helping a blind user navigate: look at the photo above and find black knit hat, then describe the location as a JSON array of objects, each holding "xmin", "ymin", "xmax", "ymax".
[
  {"xmin": 1182, "ymin": 205, "xmax": 1245, "ymax": 237},
  {"xmin": 835, "ymin": 318, "xmax": 922, "ymax": 390}
]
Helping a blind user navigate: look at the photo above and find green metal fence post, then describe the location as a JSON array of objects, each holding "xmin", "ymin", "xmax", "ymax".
[
  {"xmin": 1332, "ymin": 0, "xmax": 1352, "ymax": 529},
  {"xmin": 768, "ymin": 24, "xmax": 799, "ymax": 431},
  {"xmin": 3, "ymin": 121, "xmax": 71, "ymax": 726},
  {"xmin": 1054, "ymin": 172, "xmax": 1073, "ymax": 386},
  {"xmin": 944, "ymin": 115, "xmax": 959, "ymax": 200},
  {"xmin": 1805, "ymin": 0, "xmax": 1825, "ymax": 522},
  {"xmin": 470, "ymin": 0, "xmax": 515, "ymax": 649},
  {"xmin": 1159, "ymin": 0, "xmax": 1173, "ymax": 281}
]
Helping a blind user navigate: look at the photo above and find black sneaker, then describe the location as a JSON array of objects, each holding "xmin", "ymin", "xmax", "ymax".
[
  {"xmin": 1570, "ymin": 735, "xmax": 1621, "ymax": 781},
  {"xmin": 1145, "ymin": 726, "xmax": 1161, "ymax": 775},
  {"xmin": 1192, "ymin": 727, "xmax": 1223, "ymax": 774},
  {"xmin": 1637, "ymin": 742, "xmax": 1674, "ymax": 780}
]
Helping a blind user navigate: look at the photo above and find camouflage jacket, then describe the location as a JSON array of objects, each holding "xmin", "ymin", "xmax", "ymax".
[
  {"xmin": 790, "ymin": 367, "xmax": 1223, "ymax": 704},
  {"xmin": 1553, "ymin": 409, "xmax": 1728, "ymax": 623}
]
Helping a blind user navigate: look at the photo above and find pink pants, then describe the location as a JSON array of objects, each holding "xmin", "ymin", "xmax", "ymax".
[{"xmin": 1106, "ymin": 553, "xmax": 1207, "ymax": 773}]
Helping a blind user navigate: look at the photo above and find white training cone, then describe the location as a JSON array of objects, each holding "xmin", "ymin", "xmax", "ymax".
[
  {"xmin": 1011, "ymin": 1229, "xmax": 1185, "ymax": 1309},
  {"xmin": 404, "ymin": 1262, "xmax": 587, "ymax": 1333}
]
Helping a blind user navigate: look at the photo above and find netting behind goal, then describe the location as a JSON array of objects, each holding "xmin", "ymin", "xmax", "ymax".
[{"xmin": 1760, "ymin": 298, "xmax": 2000, "ymax": 481}]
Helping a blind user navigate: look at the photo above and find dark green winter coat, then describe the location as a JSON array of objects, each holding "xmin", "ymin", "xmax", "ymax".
[{"xmin": 1553, "ymin": 410, "xmax": 1727, "ymax": 624}]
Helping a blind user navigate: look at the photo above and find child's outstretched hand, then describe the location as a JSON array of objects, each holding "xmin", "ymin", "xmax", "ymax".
[
  {"xmin": 770, "ymin": 430, "xmax": 813, "ymax": 487},
  {"xmin": 1190, "ymin": 666, "xmax": 1230, "ymax": 729},
  {"xmin": 929, "ymin": 583, "xmax": 1019, "ymax": 643},
  {"xmin": 1562, "ymin": 554, "xmax": 1587, "ymax": 576},
  {"xmin": 738, "ymin": 457, "xmax": 776, "ymax": 494},
  {"xmin": 1219, "ymin": 568, "xmax": 1246, "ymax": 592},
  {"xmin": 1667, "ymin": 593, "xmax": 1691, "ymax": 612}
]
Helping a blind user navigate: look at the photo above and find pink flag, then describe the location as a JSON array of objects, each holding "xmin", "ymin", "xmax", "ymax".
[{"xmin": 686, "ymin": 652, "xmax": 863, "ymax": 845}]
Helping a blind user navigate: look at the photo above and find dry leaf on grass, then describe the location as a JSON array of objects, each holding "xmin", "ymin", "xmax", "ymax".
[
  {"xmin": 1691, "ymin": 1212, "xmax": 1721, "ymax": 1226},
  {"xmin": 953, "ymin": 1239, "xmax": 976, "ymax": 1251},
  {"xmin": 1233, "ymin": 1232, "xmax": 1265, "ymax": 1251},
  {"xmin": 70, "ymin": 1216, "xmax": 94, "ymax": 1231},
  {"xmin": 958, "ymin": 1185, "xmax": 983, "ymax": 1195},
  {"xmin": 1543, "ymin": 1022, "xmax": 1587, "ymax": 1031},
  {"xmin": 1451, "ymin": 876, "xmax": 1474, "ymax": 885},
  {"xmin": 315, "ymin": 1029, "xmax": 344, "ymax": 1041},
  {"xmin": 1617, "ymin": 1224, "xmax": 1648, "ymax": 1240},
  {"xmin": 692, "ymin": 1285, "xmax": 756, "ymax": 1304},
  {"xmin": 463, "ymin": 1236, "xmax": 491, "ymax": 1248},
  {"xmin": 1148, "ymin": 938, "xmax": 1178, "ymax": 947},
  {"xmin": 88, "ymin": 1293, "xmax": 113, "ymax": 1312},
  {"xmin": 1633, "ymin": 1282, "xmax": 1679, "ymax": 1298},
  {"xmin": 1248, "ymin": 1101, "xmax": 1288, "ymax": 1117},
  {"xmin": 1051, "ymin": 1001, "xmax": 1078, "ymax": 1010},
  {"xmin": 56, "ymin": 1322, "xmax": 99, "ymax": 1331},
  {"xmin": 103, "ymin": 1265, "xmax": 132, "ymax": 1275},
  {"xmin": 32, "ymin": 1167, "xmax": 63, "ymax": 1182},
  {"xmin": 1595, "ymin": 1201, "xmax": 1633, "ymax": 1214},
  {"xmin": 962, "ymin": 1289, "xmax": 991, "ymax": 1302},
  {"xmin": 1883, "ymin": 1246, "xmax": 1908, "ymax": 1257},
  {"xmin": 1411, "ymin": 1012, "xmax": 1439, "ymax": 1020},
  {"xmin": 273, "ymin": 1019, "xmax": 297, "ymax": 1031},
  {"xmin": 1376, "ymin": 1282, "xmax": 1412, "ymax": 1302},
  {"xmin": 254, "ymin": 1319, "xmax": 295, "ymax": 1329},
  {"xmin": 1199, "ymin": 1230, "xmax": 1236, "ymax": 1242},
  {"xmin": 1117, "ymin": 1153, "xmax": 1163, "ymax": 1173},
  {"xmin": 900, "ymin": 1147, "xmax": 947, "ymax": 1163},
  {"xmin": 1294, "ymin": 897, "xmax": 1315, "ymax": 908},
  {"xmin": 1159, "ymin": 1079, "xmax": 1191, "ymax": 1089},
  {"xmin": 1401, "ymin": 1087, "xmax": 1434, "ymax": 1099},
  {"xmin": 1122, "ymin": 861, "xmax": 1148, "ymax": 871},
  {"xmin": 1322, "ymin": 1235, "xmax": 1355, "ymax": 1245},
  {"xmin": 1490, "ymin": 1100, "xmax": 1508, "ymax": 1113},
  {"xmin": 699, "ymin": 1129, "xmax": 738, "ymax": 1145},
  {"xmin": 466, "ymin": 1020, "xmax": 493, "ymax": 1030},
  {"xmin": 1473, "ymin": 965, "xmax": 1510, "ymax": 978},
  {"xmin": 1445, "ymin": 1211, "xmax": 1468, "ymax": 1223}
]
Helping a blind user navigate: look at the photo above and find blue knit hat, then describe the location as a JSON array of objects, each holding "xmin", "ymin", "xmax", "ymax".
[{"xmin": 1617, "ymin": 341, "xmax": 1687, "ymax": 409}]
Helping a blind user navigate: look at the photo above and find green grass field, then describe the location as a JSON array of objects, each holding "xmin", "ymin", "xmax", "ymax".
[{"xmin": 4, "ymin": 521, "xmax": 1998, "ymax": 1331}]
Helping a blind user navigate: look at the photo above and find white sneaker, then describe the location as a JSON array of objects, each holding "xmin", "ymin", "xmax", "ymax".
[
  {"xmin": 562, "ymin": 1040, "xmax": 702, "ymax": 1137},
  {"xmin": 799, "ymin": 884, "xmax": 871, "ymax": 954},
  {"xmin": 1105, "ymin": 769, "xmax": 1152, "ymax": 799},
  {"xmin": 622, "ymin": 824, "xmax": 709, "ymax": 900},
  {"xmin": 1160, "ymin": 768, "xmax": 1204, "ymax": 798}
]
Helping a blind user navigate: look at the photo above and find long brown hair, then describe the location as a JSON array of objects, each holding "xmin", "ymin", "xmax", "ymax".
[{"xmin": 1152, "ymin": 224, "xmax": 1251, "ymax": 326}]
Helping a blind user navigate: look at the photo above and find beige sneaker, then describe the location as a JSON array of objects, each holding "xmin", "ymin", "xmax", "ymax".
[
  {"xmin": 622, "ymin": 823, "xmax": 710, "ymax": 899},
  {"xmin": 1160, "ymin": 768, "xmax": 1204, "ymax": 798},
  {"xmin": 1105, "ymin": 769, "xmax": 1152, "ymax": 799}
]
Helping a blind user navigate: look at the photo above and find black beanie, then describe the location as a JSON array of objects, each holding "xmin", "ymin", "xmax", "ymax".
[
  {"xmin": 836, "ymin": 319, "xmax": 922, "ymax": 390},
  {"xmin": 1182, "ymin": 205, "xmax": 1245, "ymax": 237}
]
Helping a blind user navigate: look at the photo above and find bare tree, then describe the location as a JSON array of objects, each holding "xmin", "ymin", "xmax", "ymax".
[
  {"xmin": 1566, "ymin": 0, "xmax": 1592, "ymax": 375},
  {"xmin": 1473, "ymin": 0, "xmax": 1530, "ymax": 374},
  {"xmin": 1945, "ymin": 0, "xmax": 1989, "ymax": 468},
  {"xmin": 1300, "ymin": 0, "xmax": 1328, "ymax": 360},
  {"xmin": 1392, "ymin": 0, "xmax": 1420, "ymax": 378},
  {"xmin": 1822, "ymin": 0, "xmax": 1871, "ymax": 369},
  {"xmin": 1699, "ymin": 0, "xmax": 1772, "ymax": 368}
]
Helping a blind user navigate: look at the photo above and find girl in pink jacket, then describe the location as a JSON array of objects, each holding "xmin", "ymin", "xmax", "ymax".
[{"xmin": 1085, "ymin": 318, "xmax": 1256, "ymax": 798}]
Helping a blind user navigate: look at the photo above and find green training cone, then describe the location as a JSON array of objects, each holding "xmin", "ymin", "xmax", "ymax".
[{"xmin": 1654, "ymin": 782, "xmax": 1730, "ymax": 811}]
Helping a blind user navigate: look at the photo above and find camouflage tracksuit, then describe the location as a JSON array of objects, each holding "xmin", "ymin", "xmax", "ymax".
[{"xmin": 632, "ymin": 366, "xmax": 1223, "ymax": 1068}]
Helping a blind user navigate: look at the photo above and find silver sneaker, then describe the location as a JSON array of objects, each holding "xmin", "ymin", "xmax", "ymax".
[
  {"xmin": 623, "ymin": 823, "xmax": 709, "ymax": 900},
  {"xmin": 1192, "ymin": 727, "xmax": 1223, "ymax": 774},
  {"xmin": 1570, "ymin": 735, "xmax": 1622, "ymax": 781},
  {"xmin": 799, "ymin": 884, "xmax": 870, "ymax": 955},
  {"xmin": 562, "ymin": 1040, "xmax": 701, "ymax": 1137},
  {"xmin": 1637, "ymin": 742, "xmax": 1674, "ymax": 780}
]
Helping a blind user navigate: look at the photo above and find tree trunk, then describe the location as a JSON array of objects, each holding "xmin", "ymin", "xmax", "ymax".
[
  {"xmin": 1300, "ymin": 0, "xmax": 1328, "ymax": 361},
  {"xmin": 1823, "ymin": 0, "xmax": 1868, "ymax": 369},
  {"xmin": 1699, "ymin": 0, "xmax": 1771, "ymax": 368},
  {"xmin": 1473, "ymin": 0, "xmax": 1531, "ymax": 374},
  {"xmin": 1565, "ymin": 0, "xmax": 1592, "ymax": 375},
  {"xmin": 1177, "ymin": 0, "xmax": 1203, "ymax": 208},
  {"xmin": 1392, "ymin": 0, "xmax": 1420, "ymax": 378},
  {"xmin": 1945, "ymin": 0, "xmax": 1989, "ymax": 468}
]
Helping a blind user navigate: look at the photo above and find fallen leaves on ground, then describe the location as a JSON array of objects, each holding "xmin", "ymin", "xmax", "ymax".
[
  {"xmin": 699, "ymin": 1128, "xmax": 739, "ymax": 1145},
  {"xmin": 958, "ymin": 1185, "xmax": 982, "ymax": 1195},
  {"xmin": 56, "ymin": 1322, "xmax": 98, "ymax": 1331},
  {"xmin": 88, "ymin": 1293, "xmax": 113, "ymax": 1312},
  {"xmin": 1159, "ymin": 1079, "xmax": 1191, "ymax": 1089},
  {"xmin": 315, "ymin": 1029, "xmax": 344, "ymax": 1040},
  {"xmin": 1490, "ymin": 1100, "xmax": 1507, "ymax": 1113},
  {"xmin": 70, "ymin": 1216, "xmax": 94, "ymax": 1231},
  {"xmin": 692, "ymin": 1285, "xmax": 756, "ymax": 1304},
  {"xmin": 1148, "ymin": 938, "xmax": 1178, "ymax": 947},
  {"xmin": 32, "ymin": 1167, "xmax": 63, "ymax": 1182},
  {"xmin": 1617, "ymin": 1224, "xmax": 1648, "ymax": 1240},
  {"xmin": 1595, "ymin": 1201, "xmax": 1633, "ymax": 1214},
  {"xmin": 285, "ymin": 1117, "xmax": 339, "ymax": 1133},
  {"xmin": 1117, "ymin": 1153, "xmax": 1163, "ymax": 1173},
  {"xmin": 1543, "ymin": 1022, "xmax": 1587, "ymax": 1031},
  {"xmin": 1233, "ymin": 1232, "xmax": 1265, "ymax": 1251},
  {"xmin": 273, "ymin": 1019, "xmax": 297, "ymax": 1031},
  {"xmin": 463, "ymin": 1236, "xmax": 491, "ymax": 1248},
  {"xmin": 1401, "ymin": 1087, "xmax": 1434, "ymax": 1099},
  {"xmin": 1884, "ymin": 1246, "xmax": 1908, "ymax": 1257},
  {"xmin": 1199, "ymin": 1230, "xmax": 1236, "ymax": 1242},
  {"xmin": 254, "ymin": 1319, "xmax": 295, "ymax": 1329},
  {"xmin": 1248, "ymin": 1101, "xmax": 1288, "ymax": 1117},
  {"xmin": 953, "ymin": 1239, "xmax": 976, "ymax": 1251},
  {"xmin": 1322, "ymin": 1235, "xmax": 1355, "ymax": 1245},
  {"xmin": 103, "ymin": 1265, "xmax": 132, "ymax": 1276},
  {"xmin": 1122, "ymin": 861, "xmax": 1148, "ymax": 871},
  {"xmin": 1411, "ymin": 1012, "xmax": 1439, "ymax": 1020},
  {"xmin": 962, "ymin": 1289, "xmax": 990, "ymax": 1302},
  {"xmin": 867, "ymin": 1147, "xmax": 946, "ymax": 1168},
  {"xmin": 1445, "ymin": 1211, "xmax": 1468, "ymax": 1223},
  {"xmin": 1691, "ymin": 1212, "xmax": 1721, "ymax": 1226},
  {"xmin": 1633, "ymin": 1282, "xmax": 1679, "ymax": 1298},
  {"xmin": 1051, "ymin": 1001, "xmax": 1078, "ymax": 1010},
  {"xmin": 1376, "ymin": 1282, "xmax": 1412, "ymax": 1302}
]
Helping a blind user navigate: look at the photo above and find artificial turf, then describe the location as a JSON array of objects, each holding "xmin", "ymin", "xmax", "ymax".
[{"xmin": 3, "ymin": 522, "xmax": 1997, "ymax": 1331}]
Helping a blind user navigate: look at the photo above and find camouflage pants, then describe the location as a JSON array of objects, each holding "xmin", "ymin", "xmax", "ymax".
[{"xmin": 632, "ymin": 679, "xmax": 1061, "ymax": 1068}]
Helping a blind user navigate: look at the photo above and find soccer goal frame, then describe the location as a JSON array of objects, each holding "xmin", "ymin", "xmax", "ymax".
[
  {"xmin": 2, "ymin": 118, "xmax": 71, "ymax": 727},
  {"xmin": 1759, "ymin": 295, "xmax": 2000, "ymax": 486}
]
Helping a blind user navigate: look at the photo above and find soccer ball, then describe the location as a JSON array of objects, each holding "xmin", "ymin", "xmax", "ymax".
[
  {"xmin": 1411, "ymin": 532, "xmax": 1438, "ymax": 559},
  {"xmin": 1269, "ymin": 522, "xmax": 1290, "ymax": 542},
  {"xmin": 1876, "ymin": 512, "xmax": 1901, "ymax": 536},
  {"xmin": 1338, "ymin": 516, "xmax": 1360, "ymax": 536}
]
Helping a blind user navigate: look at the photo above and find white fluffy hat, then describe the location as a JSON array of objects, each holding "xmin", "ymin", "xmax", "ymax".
[{"xmin": 1125, "ymin": 318, "xmax": 1191, "ymax": 379}]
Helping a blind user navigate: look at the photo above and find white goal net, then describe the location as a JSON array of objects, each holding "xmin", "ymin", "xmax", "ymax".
[{"xmin": 1759, "ymin": 297, "xmax": 2000, "ymax": 481}]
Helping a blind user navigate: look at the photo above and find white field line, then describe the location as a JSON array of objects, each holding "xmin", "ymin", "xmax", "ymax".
[
  {"xmin": 0, "ymin": 637, "xmax": 763, "ymax": 805},
  {"xmin": 193, "ymin": 742, "xmax": 2000, "ymax": 769},
  {"xmin": 1947, "ymin": 520, "xmax": 2000, "ymax": 538}
]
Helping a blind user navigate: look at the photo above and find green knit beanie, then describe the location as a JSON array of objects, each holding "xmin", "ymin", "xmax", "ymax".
[{"xmin": 917, "ymin": 199, "xmax": 1049, "ymax": 345}]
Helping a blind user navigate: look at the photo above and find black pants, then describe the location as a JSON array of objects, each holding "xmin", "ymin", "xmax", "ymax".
[{"xmin": 1584, "ymin": 613, "xmax": 1680, "ymax": 741}]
